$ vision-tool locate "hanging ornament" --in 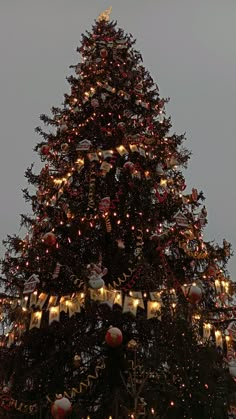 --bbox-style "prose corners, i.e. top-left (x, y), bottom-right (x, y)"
top-left (87, 263), bottom-right (108, 289)
top-left (182, 284), bottom-right (202, 304)
top-left (127, 339), bottom-right (138, 351)
top-left (99, 197), bottom-right (111, 213)
top-left (43, 232), bottom-right (57, 246)
top-left (61, 143), bottom-right (69, 152)
top-left (134, 81), bottom-right (144, 97)
top-left (155, 188), bottom-right (168, 203)
top-left (58, 123), bottom-right (68, 133)
top-left (207, 263), bottom-right (219, 278)
top-left (227, 322), bottom-right (236, 341)
top-left (182, 229), bottom-right (195, 240)
top-left (156, 163), bottom-right (164, 175)
top-left (116, 239), bottom-right (125, 249)
top-left (105, 326), bottom-right (123, 347)
top-left (191, 188), bottom-right (198, 202)
top-left (166, 155), bottom-right (179, 168)
top-left (91, 98), bottom-right (100, 108)
top-left (73, 354), bottom-right (81, 368)
top-left (174, 211), bottom-right (189, 227)
top-left (76, 139), bottom-right (92, 151)
top-left (223, 239), bottom-right (230, 257)
top-left (198, 206), bottom-right (207, 226)
top-left (23, 274), bottom-right (40, 295)
top-left (117, 121), bottom-right (125, 131)
top-left (40, 145), bottom-right (51, 156)
top-left (52, 263), bottom-right (61, 280)
top-left (100, 48), bottom-right (108, 58)
top-left (229, 361), bottom-right (236, 380)
top-left (2, 385), bottom-right (10, 394)
top-left (123, 161), bottom-right (135, 173)
top-left (51, 395), bottom-right (72, 418)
